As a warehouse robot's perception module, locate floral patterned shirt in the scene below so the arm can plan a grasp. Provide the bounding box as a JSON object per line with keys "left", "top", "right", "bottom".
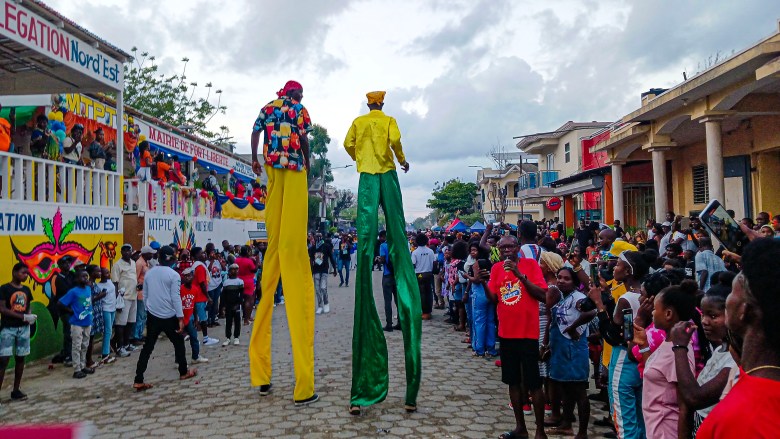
{"left": 252, "top": 96, "right": 312, "bottom": 172}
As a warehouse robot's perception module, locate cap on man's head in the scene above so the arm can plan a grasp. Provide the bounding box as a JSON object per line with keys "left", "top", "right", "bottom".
{"left": 150, "top": 241, "right": 161, "bottom": 250}
{"left": 140, "top": 245, "right": 156, "bottom": 255}
{"left": 661, "top": 221, "right": 672, "bottom": 227}
{"left": 121, "top": 243, "right": 133, "bottom": 251}
{"left": 277, "top": 80, "right": 303, "bottom": 97}
{"left": 229, "top": 263, "right": 239, "bottom": 270}
{"left": 181, "top": 267, "right": 194, "bottom": 275}
{"left": 367, "top": 91, "right": 386, "bottom": 105}
{"left": 72, "top": 123, "right": 84, "bottom": 132}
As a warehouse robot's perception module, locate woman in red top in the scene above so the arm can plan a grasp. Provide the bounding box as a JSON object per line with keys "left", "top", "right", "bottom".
{"left": 235, "top": 179, "right": 246, "bottom": 199}
{"left": 235, "top": 245, "right": 258, "bottom": 326}
{"left": 697, "top": 238, "right": 780, "bottom": 438}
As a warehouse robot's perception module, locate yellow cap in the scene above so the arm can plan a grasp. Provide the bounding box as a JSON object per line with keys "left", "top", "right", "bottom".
{"left": 366, "top": 91, "right": 386, "bottom": 105}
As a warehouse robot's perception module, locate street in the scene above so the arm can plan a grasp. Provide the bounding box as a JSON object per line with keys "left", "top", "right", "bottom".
{"left": 2, "top": 271, "right": 611, "bottom": 438}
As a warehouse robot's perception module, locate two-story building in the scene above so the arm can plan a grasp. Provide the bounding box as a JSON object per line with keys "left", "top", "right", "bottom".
{"left": 477, "top": 163, "right": 547, "bottom": 223}
{"left": 514, "top": 121, "right": 614, "bottom": 229}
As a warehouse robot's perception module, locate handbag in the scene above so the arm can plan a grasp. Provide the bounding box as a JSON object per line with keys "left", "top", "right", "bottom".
{"left": 115, "top": 289, "right": 126, "bottom": 311}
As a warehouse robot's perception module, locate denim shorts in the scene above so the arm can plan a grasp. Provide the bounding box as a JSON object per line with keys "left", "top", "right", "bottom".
{"left": 0, "top": 326, "right": 31, "bottom": 357}
{"left": 194, "top": 302, "right": 208, "bottom": 322}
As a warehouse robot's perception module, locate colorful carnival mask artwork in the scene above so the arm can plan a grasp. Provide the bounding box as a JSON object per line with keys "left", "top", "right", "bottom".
{"left": 11, "top": 208, "right": 96, "bottom": 284}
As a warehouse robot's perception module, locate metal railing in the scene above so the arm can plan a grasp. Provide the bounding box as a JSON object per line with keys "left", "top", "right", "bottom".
{"left": 519, "top": 170, "right": 559, "bottom": 190}
{"left": 0, "top": 150, "right": 120, "bottom": 208}
{"left": 124, "top": 178, "right": 215, "bottom": 217}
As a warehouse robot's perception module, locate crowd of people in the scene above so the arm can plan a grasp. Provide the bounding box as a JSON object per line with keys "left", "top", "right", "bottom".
{"left": 0, "top": 239, "right": 289, "bottom": 399}
{"left": 379, "top": 210, "right": 780, "bottom": 438}
{"left": 2, "top": 208, "right": 780, "bottom": 437}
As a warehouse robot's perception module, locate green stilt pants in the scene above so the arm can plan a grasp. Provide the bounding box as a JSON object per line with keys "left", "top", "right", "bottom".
{"left": 350, "top": 170, "right": 422, "bottom": 407}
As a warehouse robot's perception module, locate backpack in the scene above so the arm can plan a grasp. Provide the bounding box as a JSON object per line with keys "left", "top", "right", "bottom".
{"left": 202, "top": 176, "right": 214, "bottom": 191}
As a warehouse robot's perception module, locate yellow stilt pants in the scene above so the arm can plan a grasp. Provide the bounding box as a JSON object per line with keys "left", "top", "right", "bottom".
{"left": 248, "top": 166, "right": 315, "bottom": 401}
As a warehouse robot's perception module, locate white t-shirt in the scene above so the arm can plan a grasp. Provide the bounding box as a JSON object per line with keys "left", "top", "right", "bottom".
{"left": 207, "top": 260, "right": 224, "bottom": 291}
{"left": 62, "top": 137, "right": 82, "bottom": 162}
{"left": 111, "top": 258, "right": 137, "bottom": 300}
{"left": 411, "top": 246, "right": 435, "bottom": 273}
{"left": 98, "top": 280, "right": 117, "bottom": 312}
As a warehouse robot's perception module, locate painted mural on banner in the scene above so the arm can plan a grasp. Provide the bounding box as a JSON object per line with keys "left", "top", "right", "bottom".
{"left": 145, "top": 214, "right": 266, "bottom": 249}
{"left": 62, "top": 93, "right": 256, "bottom": 179}
{"left": 0, "top": 204, "right": 122, "bottom": 362}
{"left": 0, "top": 1, "right": 123, "bottom": 89}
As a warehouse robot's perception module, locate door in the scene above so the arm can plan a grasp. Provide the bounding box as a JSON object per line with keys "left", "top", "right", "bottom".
{"left": 723, "top": 155, "right": 752, "bottom": 218}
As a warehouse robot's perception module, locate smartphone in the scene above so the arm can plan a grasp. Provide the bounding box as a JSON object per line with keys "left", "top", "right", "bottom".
{"left": 698, "top": 199, "right": 748, "bottom": 254}
{"left": 623, "top": 308, "right": 634, "bottom": 342}
{"left": 680, "top": 217, "right": 691, "bottom": 231}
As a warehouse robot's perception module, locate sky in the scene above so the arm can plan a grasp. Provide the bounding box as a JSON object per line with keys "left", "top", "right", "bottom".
{"left": 49, "top": 0, "right": 780, "bottom": 221}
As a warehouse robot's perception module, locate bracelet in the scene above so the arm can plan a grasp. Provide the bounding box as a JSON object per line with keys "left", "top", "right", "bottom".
{"left": 639, "top": 346, "right": 651, "bottom": 354}
{"left": 671, "top": 344, "right": 689, "bottom": 352}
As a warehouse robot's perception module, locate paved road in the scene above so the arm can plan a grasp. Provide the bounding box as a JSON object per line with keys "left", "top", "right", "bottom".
{"left": 1, "top": 271, "right": 611, "bottom": 438}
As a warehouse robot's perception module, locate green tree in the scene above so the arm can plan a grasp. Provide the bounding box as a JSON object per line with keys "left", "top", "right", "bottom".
{"left": 308, "top": 124, "right": 333, "bottom": 186}
{"left": 427, "top": 180, "right": 479, "bottom": 216}
{"left": 308, "top": 196, "right": 322, "bottom": 230}
{"left": 333, "top": 189, "right": 355, "bottom": 221}
{"left": 123, "top": 47, "right": 231, "bottom": 146}
{"left": 459, "top": 212, "right": 483, "bottom": 226}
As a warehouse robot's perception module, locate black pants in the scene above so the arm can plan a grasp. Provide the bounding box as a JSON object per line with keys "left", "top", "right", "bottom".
{"left": 134, "top": 313, "right": 187, "bottom": 383}
{"left": 382, "top": 274, "right": 398, "bottom": 327}
{"left": 417, "top": 272, "right": 434, "bottom": 315}
{"left": 224, "top": 301, "right": 241, "bottom": 339}
{"left": 60, "top": 313, "right": 72, "bottom": 360}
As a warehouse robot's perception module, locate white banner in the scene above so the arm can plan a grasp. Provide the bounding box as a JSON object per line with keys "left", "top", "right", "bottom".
{"left": 144, "top": 214, "right": 265, "bottom": 248}
{"left": 0, "top": 1, "right": 123, "bottom": 89}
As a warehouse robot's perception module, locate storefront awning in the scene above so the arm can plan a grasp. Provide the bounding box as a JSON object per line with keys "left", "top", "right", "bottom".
{"left": 553, "top": 175, "right": 604, "bottom": 197}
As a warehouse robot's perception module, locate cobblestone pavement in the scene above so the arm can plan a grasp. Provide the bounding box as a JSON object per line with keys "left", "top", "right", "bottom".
{"left": 1, "top": 271, "right": 612, "bottom": 438}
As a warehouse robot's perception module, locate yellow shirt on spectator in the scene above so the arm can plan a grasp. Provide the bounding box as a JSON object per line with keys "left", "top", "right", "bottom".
{"left": 343, "top": 110, "right": 406, "bottom": 175}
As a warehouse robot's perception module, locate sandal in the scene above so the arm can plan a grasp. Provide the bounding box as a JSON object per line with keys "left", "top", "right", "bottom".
{"left": 349, "top": 405, "right": 361, "bottom": 416}
{"left": 404, "top": 404, "right": 417, "bottom": 413}
{"left": 180, "top": 368, "right": 198, "bottom": 380}
{"left": 498, "top": 431, "right": 528, "bottom": 439}
{"left": 133, "top": 383, "right": 153, "bottom": 392}
{"left": 545, "top": 426, "right": 574, "bottom": 435}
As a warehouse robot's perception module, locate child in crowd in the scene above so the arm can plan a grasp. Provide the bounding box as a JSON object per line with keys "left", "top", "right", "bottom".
{"left": 58, "top": 270, "right": 94, "bottom": 379}
{"left": 97, "top": 267, "right": 117, "bottom": 364}
{"left": 221, "top": 264, "right": 244, "bottom": 346}
{"left": 85, "top": 265, "right": 106, "bottom": 369}
{"left": 180, "top": 267, "right": 207, "bottom": 364}
{"left": 467, "top": 259, "right": 497, "bottom": 357}
{"left": 0, "top": 263, "right": 37, "bottom": 401}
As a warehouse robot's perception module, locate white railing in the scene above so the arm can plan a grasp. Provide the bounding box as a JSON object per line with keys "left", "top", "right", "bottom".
{"left": 124, "top": 178, "right": 215, "bottom": 217}
{"left": 0, "top": 150, "right": 120, "bottom": 208}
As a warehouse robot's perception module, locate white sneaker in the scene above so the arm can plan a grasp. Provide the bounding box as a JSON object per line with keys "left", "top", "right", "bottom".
{"left": 193, "top": 356, "right": 209, "bottom": 363}
{"left": 125, "top": 345, "right": 138, "bottom": 352}
{"left": 323, "top": 304, "right": 330, "bottom": 314}
{"left": 233, "top": 338, "right": 240, "bottom": 346}
{"left": 279, "top": 299, "right": 285, "bottom": 305}
{"left": 316, "top": 307, "right": 323, "bottom": 315}
{"left": 184, "top": 335, "right": 190, "bottom": 341}
{"left": 117, "top": 348, "right": 130, "bottom": 358}
{"left": 222, "top": 339, "right": 231, "bottom": 347}
{"left": 203, "top": 337, "right": 219, "bottom": 346}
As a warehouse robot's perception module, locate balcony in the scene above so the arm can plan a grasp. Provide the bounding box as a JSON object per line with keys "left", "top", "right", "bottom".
{"left": 0, "top": 150, "right": 120, "bottom": 208}
{"left": 124, "top": 178, "right": 216, "bottom": 218}
{"left": 518, "top": 170, "right": 559, "bottom": 200}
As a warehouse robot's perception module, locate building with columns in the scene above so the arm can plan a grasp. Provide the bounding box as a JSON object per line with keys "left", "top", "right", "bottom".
{"left": 594, "top": 22, "right": 780, "bottom": 222}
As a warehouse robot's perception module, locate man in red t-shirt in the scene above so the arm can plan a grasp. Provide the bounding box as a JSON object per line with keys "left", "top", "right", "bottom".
{"left": 191, "top": 247, "right": 218, "bottom": 346}
{"left": 484, "top": 235, "right": 549, "bottom": 439}
{"left": 180, "top": 268, "right": 206, "bottom": 363}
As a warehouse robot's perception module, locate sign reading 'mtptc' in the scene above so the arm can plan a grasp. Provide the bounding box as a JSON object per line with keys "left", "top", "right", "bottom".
{"left": 0, "top": 0, "right": 123, "bottom": 89}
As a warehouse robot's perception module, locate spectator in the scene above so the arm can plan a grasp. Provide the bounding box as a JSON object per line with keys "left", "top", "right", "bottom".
{"left": 58, "top": 269, "right": 94, "bottom": 379}
{"left": 88, "top": 128, "right": 107, "bottom": 169}
{"left": 97, "top": 267, "right": 117, "bottom": 364}
{"left": 136, "top": 141, "right": 153, "bottom": 181}
{"left": 0, "top": 263, "right": 37, "bottom": 401}
{"left": 695, "top": 237, "right": 726, "bottom": 292}
{"left": 221, "top": 264, "right": 244, "bottom": 346}
{"left": 411, "top": 233, "right": 435, "bottom": 320}
{"left": 111, "top": 244, "right": 138, "bottom": 357}
{"left": 134, "top": 245, "right": 197, "bottom": 391}
{"left": 62, "top": 124, "right": 84, "bottom": 165}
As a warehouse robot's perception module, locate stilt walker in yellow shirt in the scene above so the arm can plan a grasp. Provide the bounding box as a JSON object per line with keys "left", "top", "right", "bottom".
{"left": 248, "top": 81, "right": 318, "bottom": 406}
{"left": 345, "top": 91, "right": 422, "bottom": 415}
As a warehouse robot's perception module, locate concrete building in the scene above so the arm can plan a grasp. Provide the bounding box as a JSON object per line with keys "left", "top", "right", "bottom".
{"left": 514, "top": 121, "right": 615, "bottom": 229}
{"left": 477, "top": 163, "right": 548, "bottom": 223}
{"left": 595, "top": 22, "right": 780, "bottom": 221}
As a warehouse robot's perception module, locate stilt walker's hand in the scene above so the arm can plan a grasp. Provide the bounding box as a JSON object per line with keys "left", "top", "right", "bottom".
{"left": 252, "top": 160, "right": 263, "bottom": 176}
{"left": 401, "top": 161, "right": 410, "bottom": 173}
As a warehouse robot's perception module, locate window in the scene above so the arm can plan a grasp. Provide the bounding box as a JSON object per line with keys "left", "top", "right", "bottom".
{"left": 564, "top": 143, "right": 570, "bottom": 163}
{"left": 547, "top": 153, "right": 555, "bottom": 170}
{"left": 692, "top": 165, "right": 709, "bottom": 204}
{"left": 481, "top": 189, "right": 485, "bottom": 202}
{"left": 513, "top": 183, "right": 519, "bottom": 197}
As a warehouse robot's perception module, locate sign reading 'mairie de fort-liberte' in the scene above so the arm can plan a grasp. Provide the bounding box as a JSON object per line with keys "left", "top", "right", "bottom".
{"left": 0, "top": 0, "right": 123, "bottom": 89}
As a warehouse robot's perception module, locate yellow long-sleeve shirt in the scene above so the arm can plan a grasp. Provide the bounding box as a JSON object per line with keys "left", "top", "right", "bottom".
{"left": 343, "top": 110, "right": 406, "bottom": 175}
